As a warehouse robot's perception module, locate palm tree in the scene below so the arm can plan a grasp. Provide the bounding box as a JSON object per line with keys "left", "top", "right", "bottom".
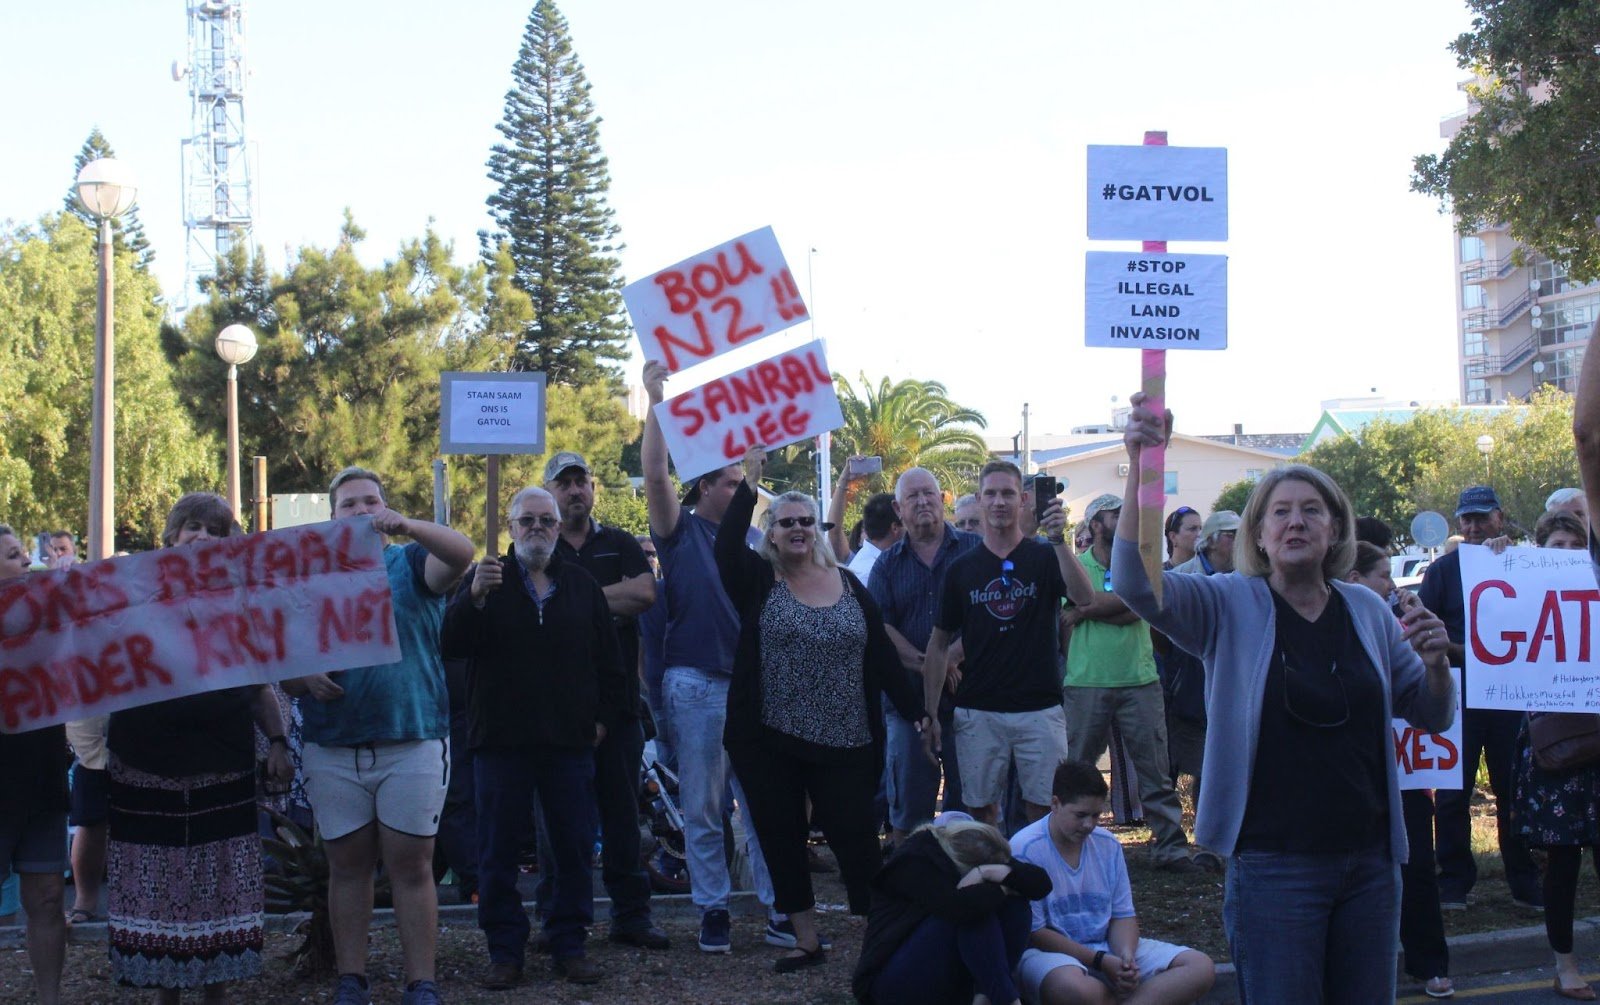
{"left": 832, "top": 373, "right": 989, "bottom": 497}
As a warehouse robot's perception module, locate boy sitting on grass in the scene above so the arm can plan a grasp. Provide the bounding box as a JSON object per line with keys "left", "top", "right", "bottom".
{"left": 1009, "top": 760, "right": 1213, "bottom": 1005}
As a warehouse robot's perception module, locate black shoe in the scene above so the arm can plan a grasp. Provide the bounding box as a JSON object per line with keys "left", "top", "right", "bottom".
{"left": 479, "top": 961, "right": 523, "bottom": 990}
{"left": 609, "top": 925, "right": 670, "bottom": 950}
{"left": 773, "top": 944, "right": 827, "bottom": 974}
{"left": 552, "top": 955, "right": 603, "bottom": 984}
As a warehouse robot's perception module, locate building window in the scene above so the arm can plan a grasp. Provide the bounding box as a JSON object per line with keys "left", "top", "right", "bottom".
{"left": 1244, "top": 468, "right": 1264, "bottom": 482}
{"left": 1533, "top": 260, "right": 1599, "bottom": 298}
{"left": 1465, "top": 377, "right": 1489, "bottom": 404}
{"left": 1459, "top": 235, "right": 1485, "bottom": 262}
{"left": 1461, "top": 280, "right": 1486, "bottom": 310}
{"left": 1541, "top": 292, "right": 1600, "bottom": 347}
{"left": 1463, "top": 328, "right": 1485, "bottom": 357}
{"left": 1164, "top": 471, "right": 1179, "bottom": 496}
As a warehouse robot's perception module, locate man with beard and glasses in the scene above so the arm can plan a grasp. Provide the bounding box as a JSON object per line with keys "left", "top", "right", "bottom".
{"left": 443, "top": 487, "right": 628, "bottom": 989}
{"left": 868, "top": 468, "right": 980, "bottom": 845}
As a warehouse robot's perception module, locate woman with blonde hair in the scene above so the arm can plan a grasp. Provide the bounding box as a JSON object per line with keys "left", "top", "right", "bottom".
{"left": 1111, "top": 397, "right": 1457, "bottom": 1002}
{"left": 717, "top": 447, "right": 927, "bottom": 973}
{"left": 853, "top": 812, "right": 1050, "bottom": 1005}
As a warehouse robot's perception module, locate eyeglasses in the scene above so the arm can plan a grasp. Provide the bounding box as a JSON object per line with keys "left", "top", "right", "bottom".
{"left": 774, "top": 515, "right": 816, "bottom": 529}
{"left": 513, "top": 515, "right": 560, "bottom": 530}
{"left": 1280, "top": 648, "right": 1348, "bottom": 729}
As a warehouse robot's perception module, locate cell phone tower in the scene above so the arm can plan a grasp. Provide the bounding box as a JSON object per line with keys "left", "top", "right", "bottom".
{"left": 173, "top": 0, "right": 253, "bottom": 309}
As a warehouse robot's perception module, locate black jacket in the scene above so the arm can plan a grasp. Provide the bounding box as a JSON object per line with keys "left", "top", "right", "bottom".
{"left": 442, "top": 549, "right": 626, "bottom": 750}
{"left": 852, "top": 829, "right": 1051, "bottom": 1002}
{"left": 714, "top": 481, "right": 924, "bottom": 764}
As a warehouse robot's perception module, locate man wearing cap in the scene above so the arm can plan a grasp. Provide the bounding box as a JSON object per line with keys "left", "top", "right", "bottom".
{"left": 534, "top": 452, "right": 667, "bottom": 950}
{"left": 639, "top": 361, "right": 778, "bottom": 955}
{"left": 1061, "top": 494, "right": 1198, "bottom": 873}
{"left": 1160, "top": 511, "right": 1238, "bottom": 816}
{"left": 1419, "top": 486, "right": 1542, "bottom": 910}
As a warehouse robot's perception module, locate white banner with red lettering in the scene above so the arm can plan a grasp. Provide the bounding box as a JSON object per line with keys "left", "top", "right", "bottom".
{"left": 1461, "top": 543, "right": 1600, "bottom": 711}
{"left": 624, "top": 226, "right": 808, "bottom": 374}
{"left": 1393, "top": 668, "right": 1463, "bottom": 790}
{"left": 655, "top": 339, "right": 843, "bottom": 482}
{"left": 0, "top": 518, "right": 400, "bottom": 733}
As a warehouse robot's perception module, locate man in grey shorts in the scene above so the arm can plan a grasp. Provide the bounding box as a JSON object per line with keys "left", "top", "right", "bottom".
{"left": 286, "top": 467, "right": 474, "bottom": 1005}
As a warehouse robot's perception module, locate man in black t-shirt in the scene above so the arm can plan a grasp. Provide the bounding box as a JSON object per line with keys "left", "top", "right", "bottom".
{"left": 540, "top": 452, "right": 668, "bottom": 950}
{"left": 923, "top": 461, "right": 1094, "bottom": 827}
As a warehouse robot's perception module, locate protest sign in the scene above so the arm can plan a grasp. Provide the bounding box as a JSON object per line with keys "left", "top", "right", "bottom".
{"left": 1084, "top": 251, "right": 1227, "bottom": 349}
{"left": 0, "top": 518, "right": 399, "bottom": 734}
{"left": 439, "top": 371, "right": 547, "bottom": 455}
{"left": 1461, "top": 543, "right": 1600, "bottom": 711}
{"left": 654, "top": 339, "right": 842, "bottom": 481}
{"left": 1087, "top": 144, "right": 1229, "bottom": 241}
{"left": 1393, "top": 668, "right": 1463, "bottom": 790}
{"left": 624, "top": 226, "right": 808, "bottom": 374}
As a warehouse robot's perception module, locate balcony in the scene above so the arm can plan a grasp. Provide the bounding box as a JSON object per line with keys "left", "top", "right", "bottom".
{"left": 1461, "top": 289, "right": 1533, "bottom": 332}
{"left": 1464, "top": 334, "right": 1538, "bottom": 377}
{"left": 1460, "top": 255, "right": 1519, "bottom": 284}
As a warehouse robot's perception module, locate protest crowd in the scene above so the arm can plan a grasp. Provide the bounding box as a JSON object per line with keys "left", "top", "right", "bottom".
{"left": 8, "top": 338, "right": 1600, "bottom": 1005}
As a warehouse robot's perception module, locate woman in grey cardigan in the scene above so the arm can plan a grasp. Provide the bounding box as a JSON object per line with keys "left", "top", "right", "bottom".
{"left": 1110, "top": 393, "right": 1457, "bottom": 1004}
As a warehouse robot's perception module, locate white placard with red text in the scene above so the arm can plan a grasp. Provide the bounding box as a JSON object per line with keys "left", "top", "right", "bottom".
{"left": 655, "top": 339, "right": 842, "bottom": 482}
{"left": 1393, "top": 668, "right": 1463, "bottom": 790}
{"left": 624, "top": 226, "right": 808, "bottom": 374}
{"left": 0, "top": 519, "right": 400, "bottom": 734}
{"left": 1461, "top": 543, "right": 1600, "bottom": 711}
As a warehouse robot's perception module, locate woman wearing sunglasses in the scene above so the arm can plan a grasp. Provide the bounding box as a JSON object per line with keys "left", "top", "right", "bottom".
{"left": 1109, "top": 395, "right": 1456, "bottom": 1003}
{"left": 715, "top": 446, "right": 928, "bottom": 974}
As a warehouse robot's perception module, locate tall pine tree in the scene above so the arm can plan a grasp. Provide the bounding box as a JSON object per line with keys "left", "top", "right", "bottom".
{"left": 64, "top": 128, "right": 155, "bottom": 271}
{"left": 484, "top": 0, "right": 628, "bottom": 388}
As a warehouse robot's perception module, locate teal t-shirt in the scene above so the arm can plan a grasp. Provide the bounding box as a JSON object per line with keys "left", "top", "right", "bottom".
{"left": 300, "top": 542, "right": 449, "bottom": 746}
{"left": 1064, "top": 548, "right": 1157, "bottom": 688}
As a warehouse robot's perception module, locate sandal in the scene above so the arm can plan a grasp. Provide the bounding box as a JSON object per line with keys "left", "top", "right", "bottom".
{"left": 773, "top": 943, "right": 827, "bottom": 974}
{"left": 1423, "top": 976, "right": 1454, "bottom": 998}
{"left": 1555, "top": 976, "right": 1599, "bottom": 1001}
{"left": 66, "top": 909, "right": 106, "bottom": 925}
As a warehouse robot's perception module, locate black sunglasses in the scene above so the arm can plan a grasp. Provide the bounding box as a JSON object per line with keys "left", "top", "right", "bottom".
{"left": 775, "top": 515, "right": 817, "bottom": 529}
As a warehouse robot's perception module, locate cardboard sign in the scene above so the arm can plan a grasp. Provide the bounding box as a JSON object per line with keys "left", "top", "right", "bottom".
{"left": 624, "top": 226, "right": 808, "bottom": 374}
{"left": 439, "top": 371, "right": 547, "bottom": 455}
{"left": 1087, "top": 145, "right": 1229, "bottom": 241}
{"left": 655, "top": 339, "right": 843, "bottom": 482}
{"left": 0, "top": 519, "right": 400, "bottom": 734}
{"left": 1393, "top": 668, "right": 1463, "bottom": 790}
{"left": 1461, "top": 543, "right": 1600, "bottom": 711}
{"left": 1084, "top": 252, "right": 1227, "bottom": 349}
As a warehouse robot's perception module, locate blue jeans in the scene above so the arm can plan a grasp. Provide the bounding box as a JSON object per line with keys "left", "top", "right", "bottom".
{"left": 1224, "top": 846, "right": 1400, "bottom": 1003}
{"left": 662, "top": 666, "right": 774, "bottom": 912}
{"left": 869, "top": 895, "right": 1032, "bottom": 1005}
{"left": 885, "top": 709, "right": 939, "bottom": 833}
{"left": 475, "top": 746, "right": 595, "bottom": 964}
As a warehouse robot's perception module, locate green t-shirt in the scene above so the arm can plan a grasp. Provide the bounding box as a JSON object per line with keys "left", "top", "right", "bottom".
{"left": 1064, "top": 549, "right": 1157, "bottom": 688}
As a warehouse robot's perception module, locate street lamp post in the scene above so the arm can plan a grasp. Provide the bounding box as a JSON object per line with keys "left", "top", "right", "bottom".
{"left": 74, "top": 158, "right": 138, "bottom": 561}
{"left": 214, "top": 324, "right": 258, "bottom": 516}
{"left": 1476, "top": 433, "right": 1496, "bottom": 481}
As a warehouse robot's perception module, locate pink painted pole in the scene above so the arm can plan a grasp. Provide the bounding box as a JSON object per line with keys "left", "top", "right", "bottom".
{"left": 1138, "top": 130, "right": 1168, "bottom": 604}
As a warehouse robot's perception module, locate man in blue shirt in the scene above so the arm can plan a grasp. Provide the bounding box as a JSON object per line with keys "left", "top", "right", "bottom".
{"left": 640, "top": 361, "right": 777, "bottom": 955}
{"left": 868, "top": 467, "right": 979, "bottom": 846}
{"left": 288, "top": 467, "right": 473, "bottom": 1005}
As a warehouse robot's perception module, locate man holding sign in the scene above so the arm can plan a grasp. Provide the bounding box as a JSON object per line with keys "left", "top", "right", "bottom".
{"left": 287, "top": 466, "right": 474, "bottom": 1005}
{"left": 640, "top": 361, "right": 779, "bottom": 955}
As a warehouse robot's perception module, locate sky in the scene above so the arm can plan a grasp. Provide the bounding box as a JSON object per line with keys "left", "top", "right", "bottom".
{"left": 1, "top": 0, "right": 1477, "bottom": 441}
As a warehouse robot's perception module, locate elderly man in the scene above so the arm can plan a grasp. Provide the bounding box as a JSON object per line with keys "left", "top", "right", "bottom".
{"left": 952, "top": 493, "right": 981, "bottom": 534}
{"left": 640, "top": 361, "right": 778, "bottom": 954}
{"left": 1062, "top": 494, "right": 1199, "bottom": 873}
{"left": 289, "top": 466, "right": 474, "bottom": 1005}
{"left": 535, "top": 451, "right": 666, "bottom": 950}
{"left": 1171, "top": 510, "right": 1238, "bottom": 576}
{"left": 867, "top": 467, "right": 980, "bottom": 844}
{"left": 444, "top": 487, "right": 627, "bottom": 988}
{"left": 923, "top": 461, "right": 1094, "bottom": 827}
{"left": 1419, "top": 486, "right": 1542, "bottom": 910}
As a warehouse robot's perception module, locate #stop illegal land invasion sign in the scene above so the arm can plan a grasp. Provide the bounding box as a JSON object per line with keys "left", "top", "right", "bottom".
{"left": 1085, "top": 136, "right": 1229, "bottom": 598}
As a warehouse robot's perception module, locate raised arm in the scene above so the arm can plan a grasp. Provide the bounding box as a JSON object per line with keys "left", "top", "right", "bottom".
{"left": 1577, "top": 317, "right": 1600, "bottom": 541}
{"left": 713, "top": 448, "right": 770, "bottom": 602}
{"left": 640, "top": 361, "right": 683, "bottom": 540}
{"left": 1040, "top": 496, "right": 1094, "bottom": 607}
{"left": 826, "top": 459, "right": 862, "bottom": 561}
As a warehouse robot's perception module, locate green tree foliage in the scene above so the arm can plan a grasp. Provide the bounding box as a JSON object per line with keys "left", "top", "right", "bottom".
{"left": 169, "top": 216, "right": 641, "bottom": 551}
{"left": 484, "top": 0, "right": 629, "bottom": 386}
{"left": 0, "top": 214, "right": 213, "bottom": 546}
{"left": 1212, "top": 477, "right": 1255, "bottom": 516}
{"left": 1295, "top": 391, "right": 1578, "bottom": 543}
{"left": 63, "top": 128, "right": 154, "bottom": 271}
{"left": 831, "top": 373, "right": 989, "bottom": 500}
{"left": 1412, "top": 2, "right": 1600, "bottom": 280}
